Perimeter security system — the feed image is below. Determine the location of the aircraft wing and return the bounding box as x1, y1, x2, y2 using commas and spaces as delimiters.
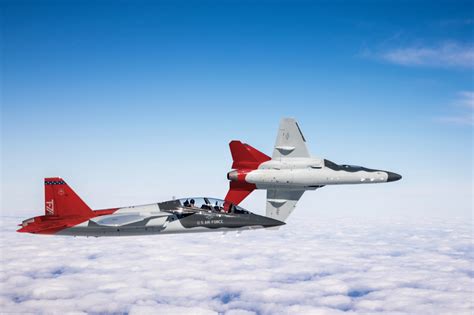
272, 118, 310, 159
266, 189, 305, 222
90, 213, 171, 227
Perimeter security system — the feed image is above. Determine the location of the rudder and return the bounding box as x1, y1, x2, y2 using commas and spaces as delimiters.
44, 177, 93, 217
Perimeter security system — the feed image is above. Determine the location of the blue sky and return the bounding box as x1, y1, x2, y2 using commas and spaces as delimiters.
1, 1, 473, 218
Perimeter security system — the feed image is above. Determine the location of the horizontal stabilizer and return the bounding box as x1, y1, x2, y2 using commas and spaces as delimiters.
229, 140, 270, 170
224, 181, 256, 206
225, 141, 270, 205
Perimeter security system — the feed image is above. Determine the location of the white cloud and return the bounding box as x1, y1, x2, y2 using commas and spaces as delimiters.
438, 91, 474, 126
370, 42, 474, 69
0, 216, 473, 314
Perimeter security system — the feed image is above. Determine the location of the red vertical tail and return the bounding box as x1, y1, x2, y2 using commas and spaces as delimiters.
229, 141, 271, 169
225, 141, 271, 206
224, 181, 256, 206
44, 177, 92, 217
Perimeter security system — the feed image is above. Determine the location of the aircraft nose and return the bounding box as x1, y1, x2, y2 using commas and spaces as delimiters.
253, 214, 286, 227
266, 217, 286, 227
387, 172, 402, 182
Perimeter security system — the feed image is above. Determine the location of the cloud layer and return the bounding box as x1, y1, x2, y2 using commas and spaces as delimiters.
1, 216, 473, 314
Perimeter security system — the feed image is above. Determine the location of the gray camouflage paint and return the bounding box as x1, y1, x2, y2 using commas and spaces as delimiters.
56, 199, 285, 237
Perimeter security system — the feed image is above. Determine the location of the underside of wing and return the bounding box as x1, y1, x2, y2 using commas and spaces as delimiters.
90, 213, 170, 227
272, 118, 310, 159
266, 189, 305, 222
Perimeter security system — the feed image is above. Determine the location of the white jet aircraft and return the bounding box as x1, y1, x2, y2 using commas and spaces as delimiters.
225, 118, 402, 221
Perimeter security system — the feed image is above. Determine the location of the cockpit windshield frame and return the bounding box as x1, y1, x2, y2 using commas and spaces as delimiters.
175, 197, 250, 214
324, 159, 378, 173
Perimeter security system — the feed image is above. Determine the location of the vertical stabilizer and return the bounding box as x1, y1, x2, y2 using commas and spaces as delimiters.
44, 177, 93, 217
224, 181, 256, 207
224, 141, 271, 205
229, 140, 271, 169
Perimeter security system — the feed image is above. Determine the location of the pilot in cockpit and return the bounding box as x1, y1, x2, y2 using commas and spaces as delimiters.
214, 201, 220, 211
190, 199, 195, 208
183, 199, 190, 207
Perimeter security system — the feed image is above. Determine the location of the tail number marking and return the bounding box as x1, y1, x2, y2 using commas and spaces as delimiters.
46, 199, 54, 215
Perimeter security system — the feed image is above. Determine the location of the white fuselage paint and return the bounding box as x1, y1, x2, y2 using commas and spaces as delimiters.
245, 159, 389, 190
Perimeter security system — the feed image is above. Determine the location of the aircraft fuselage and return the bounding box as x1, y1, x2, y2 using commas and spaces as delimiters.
224, 118, 402, 222
18, 181, 285, 237
228, 158, 401, 190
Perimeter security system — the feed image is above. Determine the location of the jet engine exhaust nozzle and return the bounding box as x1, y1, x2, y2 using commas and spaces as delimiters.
227, 170, 238, 181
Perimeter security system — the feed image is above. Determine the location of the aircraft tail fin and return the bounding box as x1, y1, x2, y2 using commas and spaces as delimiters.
229, 140, 271, 170
44, 177, 93, 217
224, 181, 256, 206
273, 118, 310, 159
225, 141, 270, 205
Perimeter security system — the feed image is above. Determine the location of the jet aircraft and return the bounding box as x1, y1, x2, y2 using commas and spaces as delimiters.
18, 178, 284, 236
225, 118, 402, 222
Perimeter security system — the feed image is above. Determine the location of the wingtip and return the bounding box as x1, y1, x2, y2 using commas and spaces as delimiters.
281, 117, 296, 122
